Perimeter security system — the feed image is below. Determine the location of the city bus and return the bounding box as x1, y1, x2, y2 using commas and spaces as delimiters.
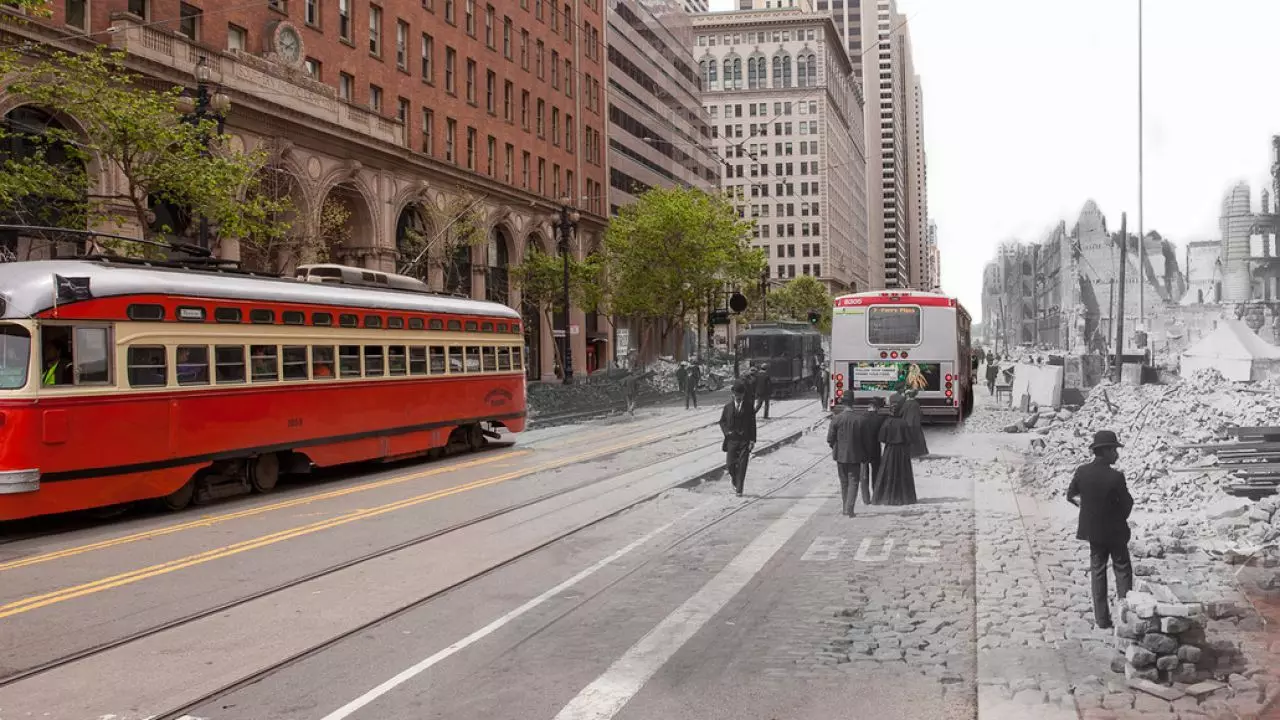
829, 290, 974, 423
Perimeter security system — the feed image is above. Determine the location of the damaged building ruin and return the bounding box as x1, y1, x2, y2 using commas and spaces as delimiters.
981, 136, 1280, 363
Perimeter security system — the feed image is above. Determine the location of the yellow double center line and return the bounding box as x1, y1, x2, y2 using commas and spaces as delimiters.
0, 425, 695, 619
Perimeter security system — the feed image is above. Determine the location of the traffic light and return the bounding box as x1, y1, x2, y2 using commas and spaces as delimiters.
807, 309, 821, 325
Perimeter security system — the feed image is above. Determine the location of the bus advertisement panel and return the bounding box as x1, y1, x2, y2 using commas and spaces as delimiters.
829, 290, 973, 423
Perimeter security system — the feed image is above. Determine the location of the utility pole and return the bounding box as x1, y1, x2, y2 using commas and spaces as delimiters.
1137, 0, 1146, 333
1114, 212, 1128, 382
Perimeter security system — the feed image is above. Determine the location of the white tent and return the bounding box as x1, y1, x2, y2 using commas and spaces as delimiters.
1180, 319, 1280, 382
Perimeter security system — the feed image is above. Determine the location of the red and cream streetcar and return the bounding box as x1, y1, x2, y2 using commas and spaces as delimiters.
0, 258, 526, 521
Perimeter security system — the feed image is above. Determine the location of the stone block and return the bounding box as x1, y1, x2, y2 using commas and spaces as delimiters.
1175, 663, 1199, 684
1125, 591, 1158, 618
1156, 655, 1180, 671
1125, 664, 1160, 682
1177, 645, 1202, 664
1127, 678, 1186, 701
1141, 633, 1179, 655
1184, 680, 1225, 698
1161, 616, 1192, 634
1126, 644, 1157, 668
1155, 603, 1196, 618
1110, 655, 1127, 673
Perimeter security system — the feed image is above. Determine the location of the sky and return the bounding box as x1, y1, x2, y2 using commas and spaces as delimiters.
708, 0, 1280, 317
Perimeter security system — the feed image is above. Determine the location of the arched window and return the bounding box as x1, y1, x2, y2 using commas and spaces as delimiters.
796, 52, 816, 88
700, 59, 718, 90
772, 52, 792, 88
747, 54, 765, 89
731, 56, 742, 90
723, 54, 742, 90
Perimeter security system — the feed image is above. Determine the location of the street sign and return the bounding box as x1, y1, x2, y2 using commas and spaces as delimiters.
729, 292, 748, 313
551, 324, 580, 338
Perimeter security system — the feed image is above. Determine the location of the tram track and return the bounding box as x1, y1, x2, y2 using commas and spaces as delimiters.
154, 444, 831, 720
0, 404, 820, 692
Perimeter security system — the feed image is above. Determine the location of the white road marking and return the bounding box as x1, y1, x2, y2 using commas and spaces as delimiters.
318, 499, 718, 720
800, 535, 847, 561
854, 536, 895, 562
552, 479, 828, 720
905, 538, 943, 563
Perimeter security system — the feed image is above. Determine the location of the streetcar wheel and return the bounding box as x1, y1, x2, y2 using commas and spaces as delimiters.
250, 453, 280, 493
159, 477, 196, 512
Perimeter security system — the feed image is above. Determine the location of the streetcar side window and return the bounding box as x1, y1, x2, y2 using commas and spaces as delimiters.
429, 319, 444, 331
214, 346, 246, 384
0, 324, 31, 389
447, 345, 463, 373
497, 346, 511, 371
250, 345, 279, 382
339, 314, 358, 328
481, 346, 497, 372
465, 321, 479, 332
364, 346, 385, 376
282, 311, 306, 326
250, 309, 276, 325
312, 346, 336, 378
214, 307, 242, 323
409, 346, 428, 375
388, 317, 405, 330
388, 345, 408, 376
312, 312, 334, 327
282, 346, 309, 381
447, 320, 462, 331
126, 346, 167, 387
464, 346, 481, 373
481, 322, 494, 332
364, 315, 383, 329
176, 345, 210, 386
409, 318, 425, 330
429, 346, 446, 374
512, 347, 523, 370
73, 327, 111, 385
339, 345, 361, 377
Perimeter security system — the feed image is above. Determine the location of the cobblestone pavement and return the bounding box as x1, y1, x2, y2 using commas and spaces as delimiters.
969, 437, 1280, 720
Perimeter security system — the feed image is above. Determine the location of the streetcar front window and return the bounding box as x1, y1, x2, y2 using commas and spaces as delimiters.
867, 306, 921, 346
0, 324, 31, 389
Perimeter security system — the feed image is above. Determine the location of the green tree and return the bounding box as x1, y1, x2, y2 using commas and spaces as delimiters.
768, 275, 834, 334
1, 0, 51, 14
396, 194, 486, 291
604, 187, 764, 359
0, 46, 290, 256
509, 247, 606, 367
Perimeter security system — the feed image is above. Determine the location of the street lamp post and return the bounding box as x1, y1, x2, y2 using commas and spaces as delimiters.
556, 200, 580, 384
180, 56, 231, 253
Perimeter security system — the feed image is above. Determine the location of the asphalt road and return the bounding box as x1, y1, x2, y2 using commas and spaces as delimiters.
0, 397, 987, 720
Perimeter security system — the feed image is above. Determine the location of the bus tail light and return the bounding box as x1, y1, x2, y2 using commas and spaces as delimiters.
890, 351, 899, 359
880, 351, 888, 359
835, 373, 844, 382
900, 352, 908, 359
945, 374, 953, 382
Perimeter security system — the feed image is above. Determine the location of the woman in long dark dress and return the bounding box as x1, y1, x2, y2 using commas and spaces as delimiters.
872, 400, 918, 506
901, 389, 930, 458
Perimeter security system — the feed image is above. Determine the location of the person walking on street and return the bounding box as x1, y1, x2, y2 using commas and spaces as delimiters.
720, 380, 757, 497
686, 363, 701, 409
985, 361, 999, 396
1066, 430, 1134, 629
816, 365, 831, 408
871, 397, 918, 506
859, 396, 887, 501
754, 362, 772, 419
827, 393, 870, 516
675, 362, 688, 397
624, 371, 641, 416
901, 389, 930, 458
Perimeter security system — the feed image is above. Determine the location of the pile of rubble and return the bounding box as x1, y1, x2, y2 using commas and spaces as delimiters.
1017, 369, 1280, 559
645, 356, 734, 394
1112, 590, 1210, 685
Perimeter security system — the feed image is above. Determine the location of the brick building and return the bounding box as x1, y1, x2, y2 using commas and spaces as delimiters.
2, 0, 611, 380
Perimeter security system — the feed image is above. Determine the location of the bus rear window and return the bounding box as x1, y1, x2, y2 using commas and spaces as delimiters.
867, 306, 921, 346
0, 324, 30, 389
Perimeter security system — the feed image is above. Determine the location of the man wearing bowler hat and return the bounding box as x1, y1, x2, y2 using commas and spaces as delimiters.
1066, 430, 1135, 629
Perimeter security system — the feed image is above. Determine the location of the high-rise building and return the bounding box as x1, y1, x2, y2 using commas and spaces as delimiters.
692, 4, 869, 293
606, 0, 720, 214
4, 0, 609, 381
908, 73, 928, 288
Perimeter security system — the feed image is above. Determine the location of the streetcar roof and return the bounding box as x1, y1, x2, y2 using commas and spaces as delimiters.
0, 260, 521, 320
738, 324, 820, 337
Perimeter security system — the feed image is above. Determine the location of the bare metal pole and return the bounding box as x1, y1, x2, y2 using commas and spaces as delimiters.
1115, 213, 1128, 383
1137, 0, 1145, 327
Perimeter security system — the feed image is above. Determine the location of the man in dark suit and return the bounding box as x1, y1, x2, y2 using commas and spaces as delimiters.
754, 362, 772, 419
827, 392, 868, 516
1066, 430, 1135, 629
720, 380, 757, 497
